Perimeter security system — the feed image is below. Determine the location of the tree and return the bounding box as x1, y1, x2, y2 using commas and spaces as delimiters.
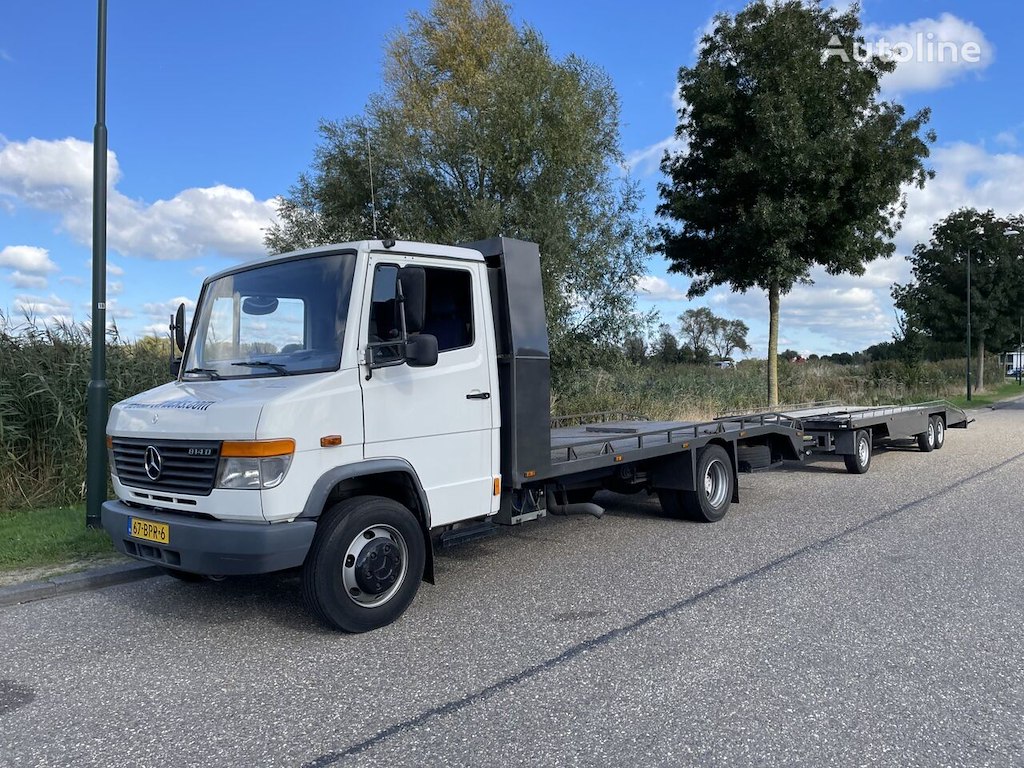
657, 0, 934, 406
652, 324, 680, 364
678, 307, 719, 363
710, 318, 751, 361
267, 0, 650, 368
623, 333, 647, 365
893, 208, 1024, 390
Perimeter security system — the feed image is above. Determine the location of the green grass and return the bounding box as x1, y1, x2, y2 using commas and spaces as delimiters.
947, 379, 1024, 409
0, 505, 116, 572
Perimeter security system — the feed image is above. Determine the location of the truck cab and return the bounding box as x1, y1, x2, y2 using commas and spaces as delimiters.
103, 239, 506, 631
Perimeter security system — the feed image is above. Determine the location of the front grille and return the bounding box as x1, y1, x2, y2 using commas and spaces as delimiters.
112, 438, 220, 496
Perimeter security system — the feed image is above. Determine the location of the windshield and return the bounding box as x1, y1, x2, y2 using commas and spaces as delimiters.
183, 251, 356, 380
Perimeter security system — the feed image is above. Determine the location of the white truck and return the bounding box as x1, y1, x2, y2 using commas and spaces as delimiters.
101, 237, 964, 632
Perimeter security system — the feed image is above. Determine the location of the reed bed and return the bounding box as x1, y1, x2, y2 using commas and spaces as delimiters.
0, 312, 983, 512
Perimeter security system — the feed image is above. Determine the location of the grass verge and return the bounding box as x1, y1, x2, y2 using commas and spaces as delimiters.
0, 505, 116, 572
947, 379, 1024, 409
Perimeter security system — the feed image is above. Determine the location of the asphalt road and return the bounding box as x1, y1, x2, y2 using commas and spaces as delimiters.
3, 401, 1024, 767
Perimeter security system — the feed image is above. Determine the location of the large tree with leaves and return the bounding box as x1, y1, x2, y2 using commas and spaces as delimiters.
657, 0, 934, 406
893, 208, 1024, 391
267, 0, 649, 367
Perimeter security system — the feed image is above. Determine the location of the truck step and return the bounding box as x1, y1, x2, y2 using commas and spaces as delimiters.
436, 521, 500, 550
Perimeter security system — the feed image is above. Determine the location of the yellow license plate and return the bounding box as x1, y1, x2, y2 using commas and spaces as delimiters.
128, 517, 170, 545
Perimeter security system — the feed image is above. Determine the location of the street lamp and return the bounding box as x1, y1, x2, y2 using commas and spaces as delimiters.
967, 226, 1020, 401
965, 226, 983, 401
1005, 229, 1021, 388
970, 225, 1019, 399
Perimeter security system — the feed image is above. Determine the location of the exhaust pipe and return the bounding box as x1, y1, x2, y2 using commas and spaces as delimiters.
546, 489, 604, 519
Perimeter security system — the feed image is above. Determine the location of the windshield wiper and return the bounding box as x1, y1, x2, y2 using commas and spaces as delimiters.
232, 360, 291, 375
183, 367, 222, 379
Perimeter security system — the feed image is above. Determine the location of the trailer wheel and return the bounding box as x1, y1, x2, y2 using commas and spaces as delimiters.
931, 416, 945, 450
302, 496, 425, 633
658, 444, 734, 523
843, 430, 872, 474
916, 419, 936, 452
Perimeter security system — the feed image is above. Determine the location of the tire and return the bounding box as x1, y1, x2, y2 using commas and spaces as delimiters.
931, 415, 945, 450
843, 430, 872, 474
161, 567, 207, 582
657, 444, 734, 523
302, 496, 425, 633
736, 444, 771, 471
917, 419, 936, 452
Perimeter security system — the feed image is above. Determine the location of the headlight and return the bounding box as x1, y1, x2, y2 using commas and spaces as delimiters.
216, 439, 295, 490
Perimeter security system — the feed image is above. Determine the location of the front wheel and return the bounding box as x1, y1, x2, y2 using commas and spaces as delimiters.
931, 416, 945, 450
658, 444, 734, 523
302, 496, 425, 633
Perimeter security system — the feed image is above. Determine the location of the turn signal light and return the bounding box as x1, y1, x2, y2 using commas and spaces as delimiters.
221, 439, 295, 457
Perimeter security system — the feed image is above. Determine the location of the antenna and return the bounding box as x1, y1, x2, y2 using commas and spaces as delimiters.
366, 128, 379, 238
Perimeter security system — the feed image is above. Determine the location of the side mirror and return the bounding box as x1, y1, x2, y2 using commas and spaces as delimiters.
170, 358, 182, 378
405, 333, 438, 367
172, 303, 186, 352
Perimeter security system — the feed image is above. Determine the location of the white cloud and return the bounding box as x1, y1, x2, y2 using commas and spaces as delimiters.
141, 296, 197, 336
109, 281, 123, 295
0, 137, 279, 261
77, 297, 133, 321
190, 265, 207, 276
107, 262, 124, 276
142, 296, 196, 316
8, 271, 48, 289
626, 135, 685, 177
994, 131, 1017, 149
0, 244, 58, 273
59, 275, 84, 286
13, 292, 73, 324
634, 275, 687, 301
864, 14, 993, 94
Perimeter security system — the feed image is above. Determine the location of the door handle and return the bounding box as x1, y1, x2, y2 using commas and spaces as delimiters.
466, 392, 491, 400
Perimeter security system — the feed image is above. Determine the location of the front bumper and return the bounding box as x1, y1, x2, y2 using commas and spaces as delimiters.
101, 500, 316, 576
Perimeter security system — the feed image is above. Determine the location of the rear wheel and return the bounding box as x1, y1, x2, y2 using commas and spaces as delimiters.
843, 430, 872, 474
917, 419, 936, 452
931, 416, 945, 450
657, 444, 734, 523
302, 496, 425, 633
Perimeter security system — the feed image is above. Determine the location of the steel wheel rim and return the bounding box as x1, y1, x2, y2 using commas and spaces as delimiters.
703, 459, 729, 508
935, 420, 944, 445
857, 437, 870, 467
927, 421, 935, 447
342, 524, 409, 608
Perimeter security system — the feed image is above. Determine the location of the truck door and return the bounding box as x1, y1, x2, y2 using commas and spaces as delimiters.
360, 256, 496, 528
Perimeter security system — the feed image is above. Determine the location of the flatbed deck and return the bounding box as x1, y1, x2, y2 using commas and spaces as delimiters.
777, 401, 969, 431
541, 411, 804, 479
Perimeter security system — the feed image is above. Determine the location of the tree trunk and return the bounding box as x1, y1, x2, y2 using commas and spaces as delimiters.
768, 279, 780, 407
977, 337, 986, 392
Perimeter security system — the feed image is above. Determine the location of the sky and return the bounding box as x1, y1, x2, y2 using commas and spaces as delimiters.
2, 0, 1023, 356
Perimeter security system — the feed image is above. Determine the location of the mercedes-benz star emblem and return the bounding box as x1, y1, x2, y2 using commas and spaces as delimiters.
144, 445, 163, 481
